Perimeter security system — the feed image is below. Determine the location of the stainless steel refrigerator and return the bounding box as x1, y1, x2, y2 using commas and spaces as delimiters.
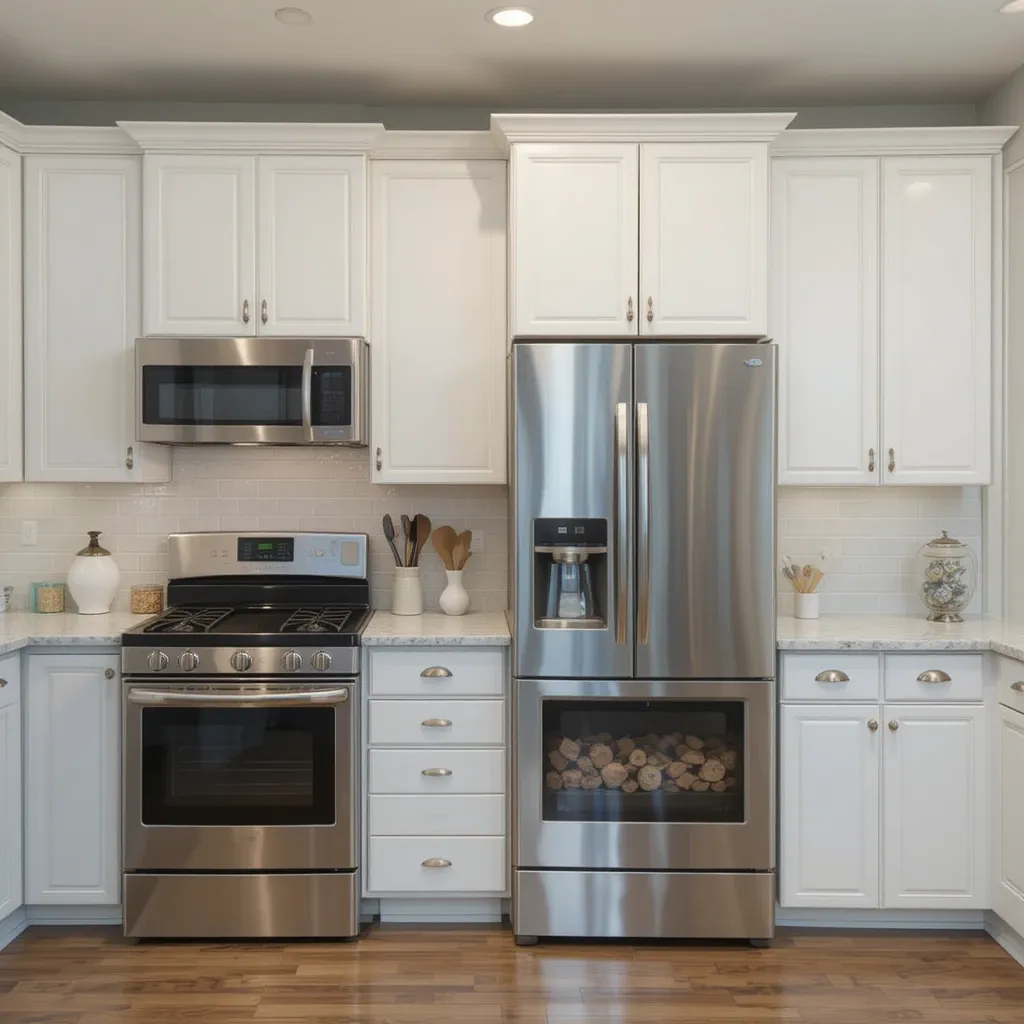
511, 341, 777, 945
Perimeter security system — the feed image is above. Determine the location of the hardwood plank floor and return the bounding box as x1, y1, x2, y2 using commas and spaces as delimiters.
0, 926, 1022, 1023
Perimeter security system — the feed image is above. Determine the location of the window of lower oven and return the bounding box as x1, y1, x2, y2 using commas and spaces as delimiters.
140, 705, 336, 826
542, 699, 744, 823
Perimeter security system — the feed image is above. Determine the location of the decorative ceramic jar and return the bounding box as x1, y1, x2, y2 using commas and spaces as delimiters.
439, 570, 470, 616
392, 567, 423, 616
67, 531, 120, 615
917, 530, 976, 623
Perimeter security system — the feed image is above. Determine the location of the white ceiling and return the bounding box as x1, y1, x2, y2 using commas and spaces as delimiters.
0, 0, 1022, 109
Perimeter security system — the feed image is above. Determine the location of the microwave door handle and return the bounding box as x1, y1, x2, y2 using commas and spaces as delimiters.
614, 402, 629, 646
302, 347, 315, 442
127, 688, 350, 707
637, 401, 651, 646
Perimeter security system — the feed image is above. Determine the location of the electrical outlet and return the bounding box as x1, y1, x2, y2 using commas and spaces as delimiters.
21, 520, 38, 546
471, 532, 485, 553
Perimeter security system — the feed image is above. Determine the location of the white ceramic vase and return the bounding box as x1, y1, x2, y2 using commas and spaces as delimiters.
392, 567, 423, 616
67, 531, 120, 615
439, 570, 470, 616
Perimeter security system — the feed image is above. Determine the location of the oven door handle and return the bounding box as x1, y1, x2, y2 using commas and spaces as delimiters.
302, 347, 315, 442
127, 687, 350, 706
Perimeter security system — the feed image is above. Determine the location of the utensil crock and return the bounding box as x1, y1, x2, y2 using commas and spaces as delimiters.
392, 567, 423, 616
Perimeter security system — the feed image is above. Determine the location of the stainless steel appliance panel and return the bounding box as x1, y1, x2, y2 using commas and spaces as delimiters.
123, 680, 357, 872
515, 678, 775, 872
514, 870, 775, 941
635, 344, 776, 680
123, 872, 359, 938
512, 343, 633, 679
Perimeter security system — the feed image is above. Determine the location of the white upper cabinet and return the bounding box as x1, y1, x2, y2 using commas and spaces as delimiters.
511, 143, 639, 337
143, 155, 257, 336
773, 158, 879, 485
641, 143, 768, 337
882, 703, 986, 908
0, 144, 21, 483
24, 156, 170, 483
258, 156, 366, 336
143, 153, 366, 338
371, 161, 507, 485
881, 156, 992, 485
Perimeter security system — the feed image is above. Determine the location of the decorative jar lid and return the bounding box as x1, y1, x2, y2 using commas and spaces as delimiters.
920, 530, 969, 556
76, 531, 111, 557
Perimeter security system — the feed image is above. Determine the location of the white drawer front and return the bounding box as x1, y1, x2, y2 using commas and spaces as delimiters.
370, 649, 504, 697
781, 653, 881, 702
884, 654, 983, 702
368, 748, 505, 794
998, 655, 1024, 716
370, 795, 505, 837
369, 699, 504, 746
369, 836, 506, 893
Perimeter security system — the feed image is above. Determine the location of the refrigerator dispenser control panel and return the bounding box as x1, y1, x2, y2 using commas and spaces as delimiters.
533, 518, 608, 549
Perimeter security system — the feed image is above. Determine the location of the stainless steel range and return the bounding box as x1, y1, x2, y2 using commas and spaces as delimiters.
511, 341, 777, 945
120, 532, 370, 940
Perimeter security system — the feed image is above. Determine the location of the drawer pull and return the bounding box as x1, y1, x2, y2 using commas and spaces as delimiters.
917, 670, 952, 684
421, 718, 452, 728
815, 670, 850, 684
421, 768, 453, 777
0, 678, 6, 688
421, 666, 453, 678
422, 858, 452, 869
1011, 682, 1024, 694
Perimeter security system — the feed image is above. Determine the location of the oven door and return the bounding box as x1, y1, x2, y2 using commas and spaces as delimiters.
124, 679, 356, 872
515, 678, 774, 872
136, 337, 368, 445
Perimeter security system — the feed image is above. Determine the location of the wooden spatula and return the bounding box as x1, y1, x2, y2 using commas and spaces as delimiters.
412, 514, 432, 567
431, 526, 457, 570
452, 530, 472, 571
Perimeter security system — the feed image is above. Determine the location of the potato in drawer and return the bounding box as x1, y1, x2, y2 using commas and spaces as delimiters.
369, 649, 504, 697
368, 748, 505, 794
369, 699, 503, 746
781, 653, 881, 701
369, 836, 506, 893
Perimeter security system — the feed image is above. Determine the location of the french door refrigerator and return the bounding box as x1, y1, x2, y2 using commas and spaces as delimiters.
511, 341, 777, 944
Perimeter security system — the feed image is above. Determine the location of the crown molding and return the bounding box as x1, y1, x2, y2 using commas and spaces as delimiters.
771, 126, 1019, 157
372, 131, 505, 160
491, 112, 797, 150
0, 110, 23, 151
17, 126, 140, 155
118, 120, 386, 154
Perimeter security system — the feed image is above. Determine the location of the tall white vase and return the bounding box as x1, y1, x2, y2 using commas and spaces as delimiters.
439, 570, 470, 616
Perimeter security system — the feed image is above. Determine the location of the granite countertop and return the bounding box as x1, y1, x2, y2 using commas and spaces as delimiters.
0, 611, 151, 656
362, 611, 511, 646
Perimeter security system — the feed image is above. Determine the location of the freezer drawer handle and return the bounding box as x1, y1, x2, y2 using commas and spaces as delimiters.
917, 670, 952, 684
815, 670, 850, 683
420, 667, 453, 678
1011, 682, 1024, 694
421, 768, 453, 777
614, 402, 629, 646
422, 858, 452, 869
421, 718, 452, 728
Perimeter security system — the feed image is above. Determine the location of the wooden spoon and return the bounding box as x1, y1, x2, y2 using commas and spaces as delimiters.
401, 514, 413, 567
382, 515, 402, 568
431, 526, 457, 570
452, 530, 472, 571
412, 513, 432, 567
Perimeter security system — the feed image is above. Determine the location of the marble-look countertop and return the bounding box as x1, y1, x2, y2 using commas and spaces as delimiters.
362, 611, 511, 646
778, 613, 1024, 664
0, 611, 151, 656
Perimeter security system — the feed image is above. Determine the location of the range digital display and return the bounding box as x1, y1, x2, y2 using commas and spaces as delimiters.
237, 537, 295, 562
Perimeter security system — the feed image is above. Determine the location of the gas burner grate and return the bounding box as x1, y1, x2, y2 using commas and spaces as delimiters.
280, 606, 353, 634
143, 607, 234, 635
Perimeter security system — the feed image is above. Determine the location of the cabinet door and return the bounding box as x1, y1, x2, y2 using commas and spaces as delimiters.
0, 145, 21, 483
780, 704, 880, 908
143, 154, 256, 336
996, 705, 1024, 936
772, 158, 880, 485
511, 143, 638, 337
0, 654, 22, 923
257, 156, 366, 337
882, 703, 986, 908
24, 157, 170, 483
25, 654, 120, 905
881, 156, 992, 485
371, 161, 506, 484
641, 143, 768, 337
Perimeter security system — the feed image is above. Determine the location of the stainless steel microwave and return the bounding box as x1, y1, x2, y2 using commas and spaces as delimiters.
136, 337, 368, 446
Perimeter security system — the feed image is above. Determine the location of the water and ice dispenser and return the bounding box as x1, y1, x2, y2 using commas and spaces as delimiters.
533, 518, 608, 629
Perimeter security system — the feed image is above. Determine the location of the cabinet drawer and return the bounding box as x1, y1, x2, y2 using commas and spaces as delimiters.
370, 795, 505, 837
369, 649, 504, 697
369, 699, 503, 746
368, 748, 505, 794
0, 654, 21, 710
781, 654, 880, 701
368, 836, 505, 893
884, 654, 982, 702
997, 655, 1024, 716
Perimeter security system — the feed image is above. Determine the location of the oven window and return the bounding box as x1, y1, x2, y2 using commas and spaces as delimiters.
542, 699, 744, 823
142, 366, 303, 425
141, 706, 335, 826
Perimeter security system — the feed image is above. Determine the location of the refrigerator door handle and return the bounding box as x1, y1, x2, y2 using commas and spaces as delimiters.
614, 402, 629, 645
637, 401, 651, 646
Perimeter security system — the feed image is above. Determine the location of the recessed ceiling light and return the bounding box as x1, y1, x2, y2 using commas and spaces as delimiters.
487, 7, 535, 28
274, 7, 313, 26
1001, 0, 1024, 12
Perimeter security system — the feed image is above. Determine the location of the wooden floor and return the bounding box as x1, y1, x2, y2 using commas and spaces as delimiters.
0, 926, 1023, 1023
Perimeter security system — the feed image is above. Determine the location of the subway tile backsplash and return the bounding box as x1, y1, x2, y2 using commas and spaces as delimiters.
0, 452, 982, 620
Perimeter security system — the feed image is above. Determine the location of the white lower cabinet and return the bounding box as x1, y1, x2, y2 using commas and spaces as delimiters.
25, 654, 120, 905
0, 654, 22, 924
996, 704, 1024, 936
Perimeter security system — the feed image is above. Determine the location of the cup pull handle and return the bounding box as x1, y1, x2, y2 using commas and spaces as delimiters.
422, 858, 452, 869
420, 667, 453, 678
421, 718, 452, 728
1011, 682, 1024, 694
421, 768, 453, 777
815, 670, 850, 683
917, 670, 952, 684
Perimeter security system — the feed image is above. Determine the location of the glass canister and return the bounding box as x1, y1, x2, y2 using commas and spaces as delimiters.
917, 530, 977, 623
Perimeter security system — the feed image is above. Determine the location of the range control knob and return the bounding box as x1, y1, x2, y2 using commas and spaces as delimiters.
178, 650, 200, 673
281, 650, 303, 673
231, 650, 253, 672
147, 651, 169, 672
310, 650, 333, 673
